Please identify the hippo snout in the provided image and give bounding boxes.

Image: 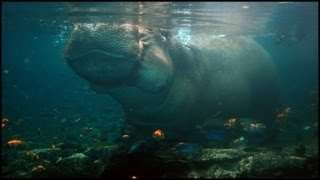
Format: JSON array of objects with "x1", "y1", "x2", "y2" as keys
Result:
[{"x1": 65, "y1": 23, "x2": 141, "y2": 85}]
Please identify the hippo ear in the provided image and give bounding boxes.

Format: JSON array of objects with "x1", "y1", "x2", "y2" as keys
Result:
[{"x1": 159, "y1": 29, "x2": 172, "y2": 39}]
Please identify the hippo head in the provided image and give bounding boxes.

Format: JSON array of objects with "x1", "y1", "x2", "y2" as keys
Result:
[{"x1": 65, "y1": 23, "x2": 174, "y2": 94}]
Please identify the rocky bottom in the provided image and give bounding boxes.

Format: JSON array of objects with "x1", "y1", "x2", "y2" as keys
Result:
[{"x1": 2, "y1": 142, "x2": 318, "y2": 178}]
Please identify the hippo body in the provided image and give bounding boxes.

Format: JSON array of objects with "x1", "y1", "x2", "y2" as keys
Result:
[{"x1": 65, "y1": 24, "x2": 279, "y2": 139}]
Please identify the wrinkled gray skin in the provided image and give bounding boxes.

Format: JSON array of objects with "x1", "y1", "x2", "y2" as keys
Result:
[{"x1": 65, "y1": 23, "x2": 279, "y2": 139}]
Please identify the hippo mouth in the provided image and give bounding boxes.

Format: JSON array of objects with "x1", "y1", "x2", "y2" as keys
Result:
[{"x1": 66, "y1": 49, "x2": 140, "y2": 86}]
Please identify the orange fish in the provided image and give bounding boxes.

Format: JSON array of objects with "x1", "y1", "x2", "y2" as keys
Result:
[
  {"x1": 31, "y1": 165, "x2": 46, "y2": 172},
  {"x1": 7, "y1": 139, "x2": 24, "y2": 147},
  {"x1": 152, "y1": 129, "x2": 165, "y2": 141}
]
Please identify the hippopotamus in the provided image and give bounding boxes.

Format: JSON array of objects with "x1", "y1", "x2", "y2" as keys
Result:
[{"x1": 64, "y1": 23, "x2": 279, "y2": 140}]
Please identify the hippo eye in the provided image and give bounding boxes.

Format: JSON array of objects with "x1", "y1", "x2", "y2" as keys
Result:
[
  {"x1": 160, "y1": 29, "x2": 171, "y2": 39},
  {"x1": 160, "y1": 35, "x2": 166, "y2": 42}
]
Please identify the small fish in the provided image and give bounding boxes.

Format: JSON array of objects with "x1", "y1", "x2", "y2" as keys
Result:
[
  {"x1": 304, "y1": 126, "x2": 311, "y2": 131},
  {"x1": 127, "y1": 141, "x2": 144, "y2": 155},
  {"x1": 244, "y1": 123, "x2": 266, "y2": 135},
  {"x1": 31, "y1": 165, "x2": 46, "y2": 172},
  {"x1": 276, "y1": 107, "x2": 291, "y2": 121},
  {"x1": 152, "y1": 129, "x2": 165, "y2": 141},
  {"x1": 204, "y1": 130, "x2": 230, "y2": 142},
  {"x1": 2, "y1": 118, "x2": 9, "y2": 123},
  {"x1": 239, "y1": 136, "x2": 245, "y2": 141},
  {"x1": 73, "y1": 117, "x2": 82, "y2": 123},
  {"x1": 2, "y1": 118, "x2": 9, "y2": 128},
  {"x1": 82, "y1": 127, "x2": 93, "y2": 132},
  {"x1": 7, "y1": 139, "x2": 24, "y2": 148},
  {"x1": 174, "y1": 143, "x2": 200, "y2": 155},
  {"x1": 25, "y1": 151, "x2": 39, "y2": 160},
  {"x1": 122, "y1": 134, "x2": 130, "y2": 139},
  {"x1": 224, "y1": 118, "x2": 237, "y2": 128},
  {"x1": 56, "y1": 157, "x2": 62, "y2": 163},
  {"x1": 126, "y1": 139, "x2": 158, "y2": 155}
]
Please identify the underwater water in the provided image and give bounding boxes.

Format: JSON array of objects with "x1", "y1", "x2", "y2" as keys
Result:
[{"x1": 1, "y1": 2, "x2": 318, "y2": 178}]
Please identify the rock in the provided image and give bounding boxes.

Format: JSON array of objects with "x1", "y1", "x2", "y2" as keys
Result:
[
  {"x1": 25, "y1": 148, "x2": 61, "y2": 160},
  {"x1": 196, "y1": 148, "x2": 247, "y2": 163},
  {"x1": 2, "y1": 145, "x2": 119, "y2": 178},
  {"x1": 188, "y1": 146, "x2": 318, "y2": 178},
  {"x1": 188, "y1": 164, "x2": 239, "y2": 178},
  {"x1": 294, "y1": 145, "x2": 307, "y2": 157},
  {"x1": 55, "y1": 153, "x2": 104, "y2": 177},
  {"x1": 1, "y1": 159, "x2": 30, "y2": 178},
  {"x1": 3, "y1": 141, "x2": 317, "y2": 178},
  {"x1": 238, "y1": 151, "x2": 311, "y2": 177},
  {"x1": 13, "y1": 170, "x2": 29, "y2": 178},
  {"x1": 55, "y1": 142, "x2": 84, "y2": 156},
  {"x1": 84, "y1": 145, "x2": 119, "y2": 159}
]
